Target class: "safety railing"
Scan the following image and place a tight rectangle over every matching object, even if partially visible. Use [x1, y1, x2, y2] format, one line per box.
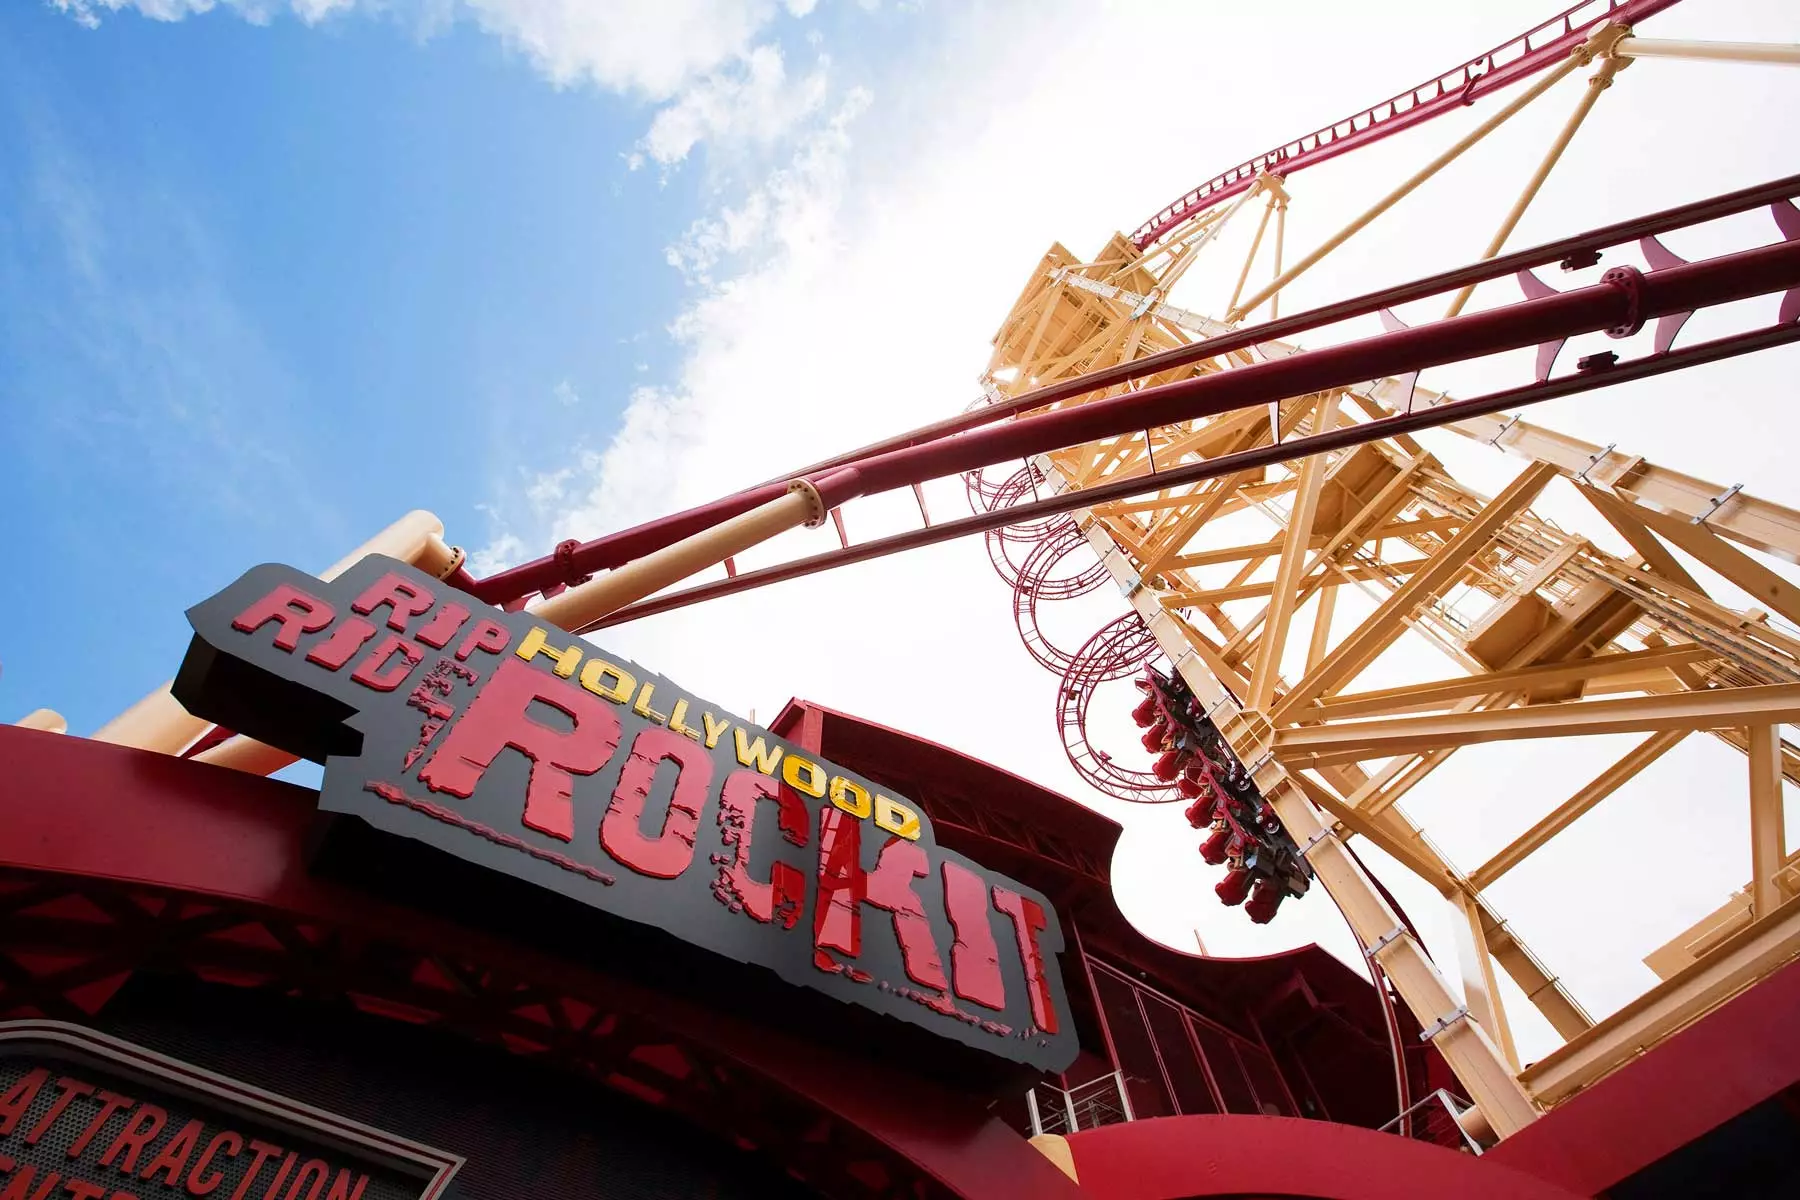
[1025, 1071, 1136, 1136]
[1378, 1088, 1484, 1155]
[1128, 0, 1683, 246]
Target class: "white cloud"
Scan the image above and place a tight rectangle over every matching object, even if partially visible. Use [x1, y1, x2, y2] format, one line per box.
[524, 465, 574, 511]
[636, 44, 830, 169]
[467, 530, 527, 577]
[53, 0, 183, 26]
[57, 0, 827, 163]
[53, 0, 353, 28]
[58, 1, 772, 96]
[459, 0, 780, 99]
[663, 83, 867, 282]
[548, 384, 702, 538]
[291, 0, 355, 18]
[551, 379, 579, 406]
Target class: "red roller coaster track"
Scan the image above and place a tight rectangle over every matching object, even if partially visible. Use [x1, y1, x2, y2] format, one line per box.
[464, 173, 1796, 614]
[1128, 0, 1685, 248]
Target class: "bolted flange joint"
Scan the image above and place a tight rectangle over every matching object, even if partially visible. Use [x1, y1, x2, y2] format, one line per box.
[433, 544, 467, 580]
[1602, 265, 1646, 338]
[553, 538, 593, 588]
[787, 479, 829, 528]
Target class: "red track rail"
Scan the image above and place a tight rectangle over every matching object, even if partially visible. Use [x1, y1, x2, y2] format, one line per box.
[585, 320, 1800, 631]
[1010, 522, 1109, 673]
[1128, 0, 1684, 248]
[795, 238, 1800, 495]
[1056, 615, 1177, 804]
[468, 176, 1797, 611]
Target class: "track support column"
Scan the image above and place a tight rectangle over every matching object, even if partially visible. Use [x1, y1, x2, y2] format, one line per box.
[1258, 769, 1541, 1136]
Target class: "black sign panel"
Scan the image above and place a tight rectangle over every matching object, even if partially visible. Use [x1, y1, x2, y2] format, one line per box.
[174, 556, 1077, 1073]
[0, 1021, 460, 1199]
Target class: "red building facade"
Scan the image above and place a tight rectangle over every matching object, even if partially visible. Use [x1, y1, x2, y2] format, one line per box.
[0, 693, 1795, 1197]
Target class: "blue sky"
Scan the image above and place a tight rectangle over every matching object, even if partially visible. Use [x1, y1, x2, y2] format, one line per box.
[0, 0, 916, 734]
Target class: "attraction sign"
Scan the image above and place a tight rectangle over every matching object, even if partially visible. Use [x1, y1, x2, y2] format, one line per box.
[0, 1021, 461, 1199]
[173, 556, 1077, 1073]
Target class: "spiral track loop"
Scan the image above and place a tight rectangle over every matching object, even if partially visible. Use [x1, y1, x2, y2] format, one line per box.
[963, 459, 1022, 514]
[960, 385, 1027, 514]
[1011, 522, 1109, 673]
[1056, 614, 1181, 804]
[977, 465, 1079, 589]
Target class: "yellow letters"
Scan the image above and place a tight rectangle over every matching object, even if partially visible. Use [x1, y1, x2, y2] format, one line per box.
[734, 728, 784, 774]
[875, 795, 921, 841]
[516, 625, 582, 678]
[668, 699, 703, 742]
[829, 777, 871, 819]
[516, 633, 932, 844]
[633, 682, 670, 724]
[578, 658, 635, 703]
[782, 755, 827, 798]
[701, 711, 732, 750]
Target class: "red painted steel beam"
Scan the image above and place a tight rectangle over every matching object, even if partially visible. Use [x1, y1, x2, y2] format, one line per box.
[777, 174, 1799, 484]
[829, 239, 1800, 494]
[1129, 0, 1686, 248]
[469, 176, 1798, 608]
[583, 319, 1800, 630]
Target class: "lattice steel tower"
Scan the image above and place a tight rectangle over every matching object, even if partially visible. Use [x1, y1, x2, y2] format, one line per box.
[967, 0, 1800, 1139]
